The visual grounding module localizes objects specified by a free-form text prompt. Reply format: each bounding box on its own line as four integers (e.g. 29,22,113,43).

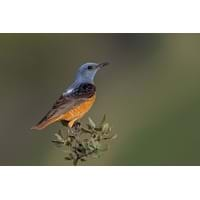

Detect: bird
31,62,109,130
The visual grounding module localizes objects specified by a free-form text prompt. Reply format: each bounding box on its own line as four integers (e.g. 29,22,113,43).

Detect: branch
51,115,117,166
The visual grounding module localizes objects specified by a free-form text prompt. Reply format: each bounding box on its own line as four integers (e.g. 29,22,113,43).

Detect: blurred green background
0,33,200,165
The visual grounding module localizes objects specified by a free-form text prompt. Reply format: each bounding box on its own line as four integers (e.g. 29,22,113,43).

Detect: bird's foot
73,121,81,131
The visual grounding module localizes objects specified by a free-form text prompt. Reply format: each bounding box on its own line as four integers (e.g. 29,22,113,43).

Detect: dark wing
68,83,96,99
35,83,96,126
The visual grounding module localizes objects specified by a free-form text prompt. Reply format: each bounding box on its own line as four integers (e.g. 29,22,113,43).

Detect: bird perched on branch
32,62,109,130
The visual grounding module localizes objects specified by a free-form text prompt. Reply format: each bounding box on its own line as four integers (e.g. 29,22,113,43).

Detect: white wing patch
64,88,73,96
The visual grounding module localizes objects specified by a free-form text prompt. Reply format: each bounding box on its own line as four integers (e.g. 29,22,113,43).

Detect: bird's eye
87,66,93,70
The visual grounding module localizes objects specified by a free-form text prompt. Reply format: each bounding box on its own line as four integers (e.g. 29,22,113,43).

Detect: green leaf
80,157,87,162
55,131,64,142
65,156,73,161
103,134,118,140
81,127,92,134
111,134,118,140
94,127,102,131
99,144,108,152
102,123,109,133
51,140,64,144
65,153,74,160
99,114,106,127
88,117,96,129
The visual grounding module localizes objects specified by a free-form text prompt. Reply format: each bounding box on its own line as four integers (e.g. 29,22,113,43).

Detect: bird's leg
73,121,81,131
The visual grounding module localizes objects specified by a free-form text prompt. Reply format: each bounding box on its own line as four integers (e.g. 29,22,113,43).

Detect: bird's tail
31,122,49,130
31,116,58,130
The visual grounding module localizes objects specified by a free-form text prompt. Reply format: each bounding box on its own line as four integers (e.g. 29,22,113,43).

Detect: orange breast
61,95,96,127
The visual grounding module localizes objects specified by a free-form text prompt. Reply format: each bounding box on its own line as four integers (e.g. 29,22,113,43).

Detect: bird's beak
96,62,110,69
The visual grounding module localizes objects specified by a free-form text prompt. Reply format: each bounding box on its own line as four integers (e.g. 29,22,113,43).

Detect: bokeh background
0,34,200,165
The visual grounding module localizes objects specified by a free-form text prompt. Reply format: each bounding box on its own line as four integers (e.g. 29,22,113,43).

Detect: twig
52,115,117,166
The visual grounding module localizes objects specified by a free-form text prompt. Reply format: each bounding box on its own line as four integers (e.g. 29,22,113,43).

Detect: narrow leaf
99,114,106,127
102,123,109,133
88,117,96,128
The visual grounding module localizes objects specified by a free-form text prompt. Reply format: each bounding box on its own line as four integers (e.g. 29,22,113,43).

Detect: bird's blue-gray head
76,62,109,83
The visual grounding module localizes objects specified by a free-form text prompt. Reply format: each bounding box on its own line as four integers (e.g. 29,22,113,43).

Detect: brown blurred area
0,34,200,165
